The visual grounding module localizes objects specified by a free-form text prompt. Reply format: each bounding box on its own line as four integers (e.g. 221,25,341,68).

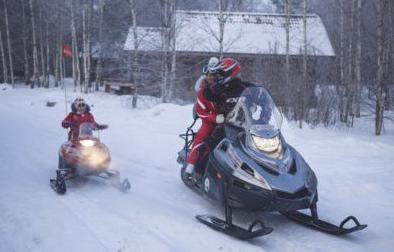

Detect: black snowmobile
177,87,367,240
50,122,130,194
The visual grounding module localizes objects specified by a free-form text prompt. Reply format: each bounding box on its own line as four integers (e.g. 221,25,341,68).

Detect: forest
0,0,393,134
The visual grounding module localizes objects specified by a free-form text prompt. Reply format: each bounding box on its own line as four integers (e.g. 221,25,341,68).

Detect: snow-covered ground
0,84,393,252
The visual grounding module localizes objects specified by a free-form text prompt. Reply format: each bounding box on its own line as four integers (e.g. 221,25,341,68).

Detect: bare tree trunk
71,0,79,91
354,0,362,117
160,0,170,102
128,0,140,107
339,0,345,122
168,0,177,101
83,4,89,93
59,3,64,88
95,1,105,91
3,0,14,85
88,0,93,92
218,0,226,59
45,0,50,87
387,0,393,109
39,4,46,88
345,0,355,124
54,48,58,87
285,0,290,114
375,0,384,135
29,0,40,88
300,0,308,129
21,0,30,85
0,24,8,83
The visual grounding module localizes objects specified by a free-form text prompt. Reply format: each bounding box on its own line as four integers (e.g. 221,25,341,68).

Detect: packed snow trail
0,85,393,251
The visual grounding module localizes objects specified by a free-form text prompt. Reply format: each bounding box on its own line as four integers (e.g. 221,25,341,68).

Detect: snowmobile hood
214,140,316,195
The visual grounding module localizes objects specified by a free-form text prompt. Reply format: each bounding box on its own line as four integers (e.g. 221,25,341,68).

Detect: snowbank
0,83,13,91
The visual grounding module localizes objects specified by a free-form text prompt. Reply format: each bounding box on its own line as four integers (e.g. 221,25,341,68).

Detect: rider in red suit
62,97,106,140
186,58,254,180
186,86,224,167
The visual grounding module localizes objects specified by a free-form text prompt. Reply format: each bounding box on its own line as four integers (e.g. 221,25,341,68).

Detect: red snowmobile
50,122,130,194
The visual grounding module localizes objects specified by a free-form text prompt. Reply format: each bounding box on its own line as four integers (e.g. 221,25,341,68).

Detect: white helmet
73,97,86,114
202,57,219,74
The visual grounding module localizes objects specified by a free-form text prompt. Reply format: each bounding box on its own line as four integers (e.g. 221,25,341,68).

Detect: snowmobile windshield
227,87,283,138
79,122,97,138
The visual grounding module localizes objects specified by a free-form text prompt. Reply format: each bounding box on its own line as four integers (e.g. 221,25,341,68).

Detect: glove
97,124,108,130
62,121,72,128
216,114,225,124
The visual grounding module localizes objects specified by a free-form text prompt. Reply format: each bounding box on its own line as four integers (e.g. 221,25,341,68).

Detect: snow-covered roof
124,10,335,57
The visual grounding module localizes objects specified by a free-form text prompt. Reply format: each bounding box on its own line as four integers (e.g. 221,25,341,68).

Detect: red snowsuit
187,87,220,166
62,112,97,140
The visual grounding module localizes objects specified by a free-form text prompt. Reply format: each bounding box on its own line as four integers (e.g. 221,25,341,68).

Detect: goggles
76,102,86,109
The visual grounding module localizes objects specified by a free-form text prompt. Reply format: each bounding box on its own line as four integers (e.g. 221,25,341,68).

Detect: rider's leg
186,123,215,174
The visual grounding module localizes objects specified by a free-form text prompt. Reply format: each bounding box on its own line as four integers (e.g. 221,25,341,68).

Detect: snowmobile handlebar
96,124,108,130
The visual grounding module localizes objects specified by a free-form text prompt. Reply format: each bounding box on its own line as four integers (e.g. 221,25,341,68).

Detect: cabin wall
98,51,336,106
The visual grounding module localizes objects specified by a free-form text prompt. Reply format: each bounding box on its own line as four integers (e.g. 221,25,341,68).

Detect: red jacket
62,112,97,140
195,88,219,124
187,88,220,165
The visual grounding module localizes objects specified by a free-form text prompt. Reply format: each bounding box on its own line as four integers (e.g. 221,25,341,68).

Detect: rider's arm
195,90,222,124
62,113,74,128
86,113,107,130
86,113,99,128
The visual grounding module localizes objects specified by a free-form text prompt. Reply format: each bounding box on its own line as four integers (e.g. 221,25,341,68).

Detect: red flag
62,44,72,58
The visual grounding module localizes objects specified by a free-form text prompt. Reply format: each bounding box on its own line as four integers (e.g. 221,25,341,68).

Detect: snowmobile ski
120,178,131,192
50,178,66,195
281,204,367,235
50,168,74,194
196,215,273,240
196,178,273,240
104,170,131,192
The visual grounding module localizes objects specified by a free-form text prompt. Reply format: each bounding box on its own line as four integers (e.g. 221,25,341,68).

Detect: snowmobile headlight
252,135,280,153
80,139,95,147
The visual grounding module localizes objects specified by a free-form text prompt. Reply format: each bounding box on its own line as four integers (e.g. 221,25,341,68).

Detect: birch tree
284,0,290,113
339,0,345,122
217,0,227,59
21,0,30,85
71,0,81,91
127,0,143,106
39,3,46,87
45,0,50,87
299,0,308,128
159,0,176,102
375,0,384,135
168,0,177,100
0,24,7,83
95,0,105,91
82,4,90,92
163,0,170,102
59,1,64,88
344,0,355,124
354,0,362,117
387,0,393,109
29,0,40,88
3,0,14,85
